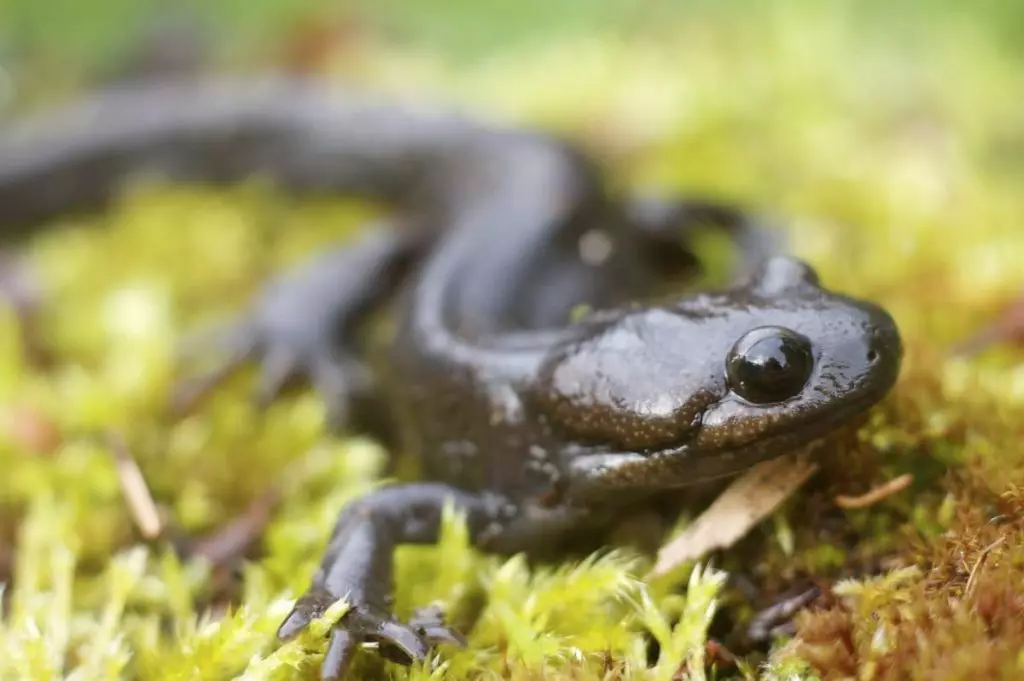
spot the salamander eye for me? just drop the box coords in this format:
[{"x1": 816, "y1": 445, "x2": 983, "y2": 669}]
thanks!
[{"x1": 727, "y1": 326, "x2": 814, "y2": 404}]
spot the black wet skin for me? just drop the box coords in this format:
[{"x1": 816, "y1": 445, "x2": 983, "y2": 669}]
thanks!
[{"x1": 0, "y1": 78, "x2": 902, "y2": 678}]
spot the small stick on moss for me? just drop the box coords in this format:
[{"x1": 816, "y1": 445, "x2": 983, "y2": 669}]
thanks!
[
  {"x1": 964, "y1": 536, "x2": 1006, "y2": 599},
  {"x1": 745, "y1": 585, "x2": 822, "y2": 643},
  {"x1": 184, "y1": 485, "x2": 281, "y2": 566},
  {"x1": 705, "y1": 639, "x2": 739, "y2": 667},
  {"x1": 108, "y1": 431, "x2": 163, "y2": 540},
  {"x1": 950, "y1": 292, "x2": 1024, "y2": 356},
  {"x1": 834, "y1": 473, "x2": 913, "y2": 510},
  {"x1": 0, "y1": 403, "x2": 62, "y2": 454}
]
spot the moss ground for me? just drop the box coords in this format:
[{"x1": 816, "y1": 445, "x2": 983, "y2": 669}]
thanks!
[{"x1": 2, "y1": 2, "x2": 1024, "y2": 679}]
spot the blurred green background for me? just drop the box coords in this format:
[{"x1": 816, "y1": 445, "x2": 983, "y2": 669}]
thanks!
[{"x1": 3, "y1": 0, "x2": 1024, "y2": 81}]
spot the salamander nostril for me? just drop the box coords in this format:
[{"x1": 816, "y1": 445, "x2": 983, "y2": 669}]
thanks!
[{"x1": 867, "y1": 349, "x2": 878, "y2": 363}]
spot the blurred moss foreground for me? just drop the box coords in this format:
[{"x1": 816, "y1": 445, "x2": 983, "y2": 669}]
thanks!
[{"x1": 2, "y1": 2, "x2": 1024, "y2": 679}]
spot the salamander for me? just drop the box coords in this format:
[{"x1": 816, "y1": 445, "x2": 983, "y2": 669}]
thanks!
[{"x1": 0, "y1": 77, "x2": 903, "y2": 679}]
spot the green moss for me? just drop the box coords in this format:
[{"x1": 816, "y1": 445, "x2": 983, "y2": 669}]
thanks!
[{"x1": 2, "y1": 3, "x2": 1024, "y2": 679}]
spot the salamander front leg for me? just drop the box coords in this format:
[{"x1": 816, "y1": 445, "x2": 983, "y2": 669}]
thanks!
[
  {"x1": 277, "y1": 483, "x2": 505, "y2": 680},
  {"x1": 174, "y1": 225, "x2": 424, "y2": 431}
]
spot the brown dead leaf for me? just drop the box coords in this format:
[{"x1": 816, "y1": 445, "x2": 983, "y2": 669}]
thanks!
[{"x1": 650, "y1": 451, "x2": 819, "y2": 577}]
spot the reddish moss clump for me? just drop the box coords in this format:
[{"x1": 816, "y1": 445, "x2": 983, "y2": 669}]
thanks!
[{"x1": 783, "y1": 470, "x2": 1024, "y2": 680}]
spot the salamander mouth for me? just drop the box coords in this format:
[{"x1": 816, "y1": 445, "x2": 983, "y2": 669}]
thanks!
[
  {"x1": 637, "y1": 324, "x2": 902, "y2": 487},
  {"x1": 665, "y1": 345, "x2": 901, "y2": 485},
  {"x1": 672, "y1": 396, "x2": 881, "y2": 484}
]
